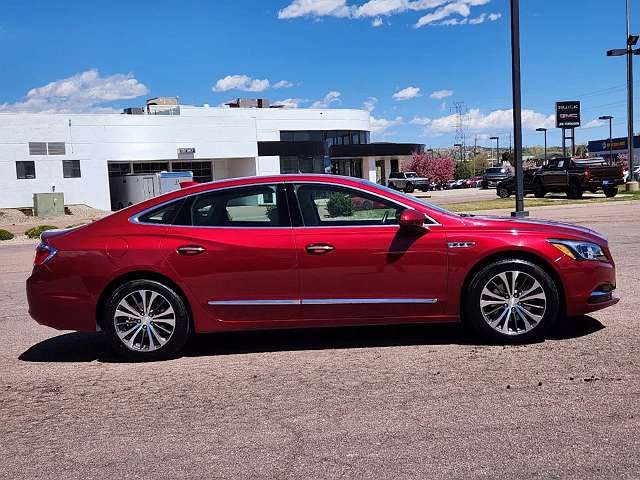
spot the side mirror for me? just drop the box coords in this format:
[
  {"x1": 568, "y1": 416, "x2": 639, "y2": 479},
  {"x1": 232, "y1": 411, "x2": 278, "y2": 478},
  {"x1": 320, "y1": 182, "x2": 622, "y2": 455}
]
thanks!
[{"x1": 399, "y1": 209, "x2": 427, "y2": 230}]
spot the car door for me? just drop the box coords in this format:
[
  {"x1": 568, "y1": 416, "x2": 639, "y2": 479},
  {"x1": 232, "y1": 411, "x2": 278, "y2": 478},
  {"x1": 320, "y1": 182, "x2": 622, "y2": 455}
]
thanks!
[
  {"x1": 289, "y1": 182, "x2": 448, "y2": 321},
  {"x1": 159, "y1": 183, "x2": 300, "y2": 324}
]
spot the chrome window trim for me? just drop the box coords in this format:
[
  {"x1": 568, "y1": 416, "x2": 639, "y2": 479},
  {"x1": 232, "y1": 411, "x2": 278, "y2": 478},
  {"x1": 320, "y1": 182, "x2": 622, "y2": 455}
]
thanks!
[
  {"x1": 207, "y1": 298, "x2": 438, "y2": 306},
  {"x1": 290, "y1": 180, "x2": 441, "y2": 227},
  {"x1": 128, "y1": 179, "x2": 442, "y2": 228}
]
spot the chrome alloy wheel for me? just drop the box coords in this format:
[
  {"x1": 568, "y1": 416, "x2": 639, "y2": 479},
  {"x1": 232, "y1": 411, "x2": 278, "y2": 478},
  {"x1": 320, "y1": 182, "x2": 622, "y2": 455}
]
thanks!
[
  {"x1": 479, "y1": 271, "x2": 547, "y2": 336},
  {"x1": 113, "y1": 290, "x2": 176, "y2": 351}
]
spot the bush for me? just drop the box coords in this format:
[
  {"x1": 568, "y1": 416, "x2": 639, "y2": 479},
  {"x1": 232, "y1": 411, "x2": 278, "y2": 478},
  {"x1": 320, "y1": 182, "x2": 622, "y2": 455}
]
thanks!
[
  {"x1": 24, "y1": 225, "x2": 57, "y2": 239},
  {"x1": 326, "y1": 193, "x2": 354, "y2": 217},
  {"x1": 0, "y1": 229, "x2": 14, "y2": 241}
]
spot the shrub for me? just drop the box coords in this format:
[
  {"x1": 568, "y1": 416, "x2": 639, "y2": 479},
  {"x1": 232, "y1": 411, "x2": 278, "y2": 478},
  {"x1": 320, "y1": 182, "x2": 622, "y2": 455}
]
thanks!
[
  {"x1": 0, "y1": 229, "x2": 14, "y2": 241},
  {"x1": 326, "y1": 193, "x2": 354, "y2": 217},
  {"x1": 24, "y1": 225, "x2": 57, "y2": 239}
]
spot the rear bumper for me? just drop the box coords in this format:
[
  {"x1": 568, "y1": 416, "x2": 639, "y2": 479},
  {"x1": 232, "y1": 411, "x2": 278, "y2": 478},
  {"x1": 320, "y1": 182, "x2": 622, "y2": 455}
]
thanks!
[{"x1": 26, "y1": 266, "x2": 97, "y2": 331}]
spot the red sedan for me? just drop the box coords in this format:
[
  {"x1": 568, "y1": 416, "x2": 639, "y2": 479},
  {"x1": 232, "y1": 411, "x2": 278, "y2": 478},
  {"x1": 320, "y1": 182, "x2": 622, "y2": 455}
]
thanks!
[{"x1": 27, "y1": 175, "x2": 619, "y2": 359}]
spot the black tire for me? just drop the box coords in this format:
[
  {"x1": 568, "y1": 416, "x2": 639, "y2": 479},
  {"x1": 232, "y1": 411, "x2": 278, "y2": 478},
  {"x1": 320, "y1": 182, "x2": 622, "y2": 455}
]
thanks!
[
  {"x1": 481, "y1": 181, "x2": 488, "y2": 190},
  {"x1": 464, "y1": 259, "x2": 560, "y2": 343},
  {"x1": 604, "y1": 187, "x2": 618, "y2": 198},
  {"x1": 103, "y1": 279, "x2": 191, "y2": 360},
  {"x1": 497, "y1": 187, "x2": 510, "y2": 198},
  {"x1": 533, "y1": 181, "x2": 546, "y2": 198},
  {"x1": 404, "y1": 183, "x2": 415, "y2": 193},
  {"x1": 567, "y1": 181, "x2": 583, "y2": 199},
  {"x1": 362, "y1": 200, "x2": 373, "y2": 210}
]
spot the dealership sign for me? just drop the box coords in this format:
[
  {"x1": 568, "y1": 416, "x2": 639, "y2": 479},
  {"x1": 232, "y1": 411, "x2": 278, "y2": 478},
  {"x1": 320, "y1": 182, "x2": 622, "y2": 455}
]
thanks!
[{"x1": 556, "y1": 101, "x2": 581, "y2": 128}]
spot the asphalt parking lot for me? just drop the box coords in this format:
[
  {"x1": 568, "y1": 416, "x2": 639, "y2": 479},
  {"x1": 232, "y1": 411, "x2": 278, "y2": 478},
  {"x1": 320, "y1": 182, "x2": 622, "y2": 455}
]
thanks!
[{"x1": 1, "y1": 202, "x2": 639, "y2": 479}]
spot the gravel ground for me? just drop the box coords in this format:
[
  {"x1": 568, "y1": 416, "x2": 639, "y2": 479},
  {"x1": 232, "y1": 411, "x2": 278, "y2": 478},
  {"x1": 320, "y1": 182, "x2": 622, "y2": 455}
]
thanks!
[{"x1": 0, "y1": 202, "x2": 638, "y2": 479}]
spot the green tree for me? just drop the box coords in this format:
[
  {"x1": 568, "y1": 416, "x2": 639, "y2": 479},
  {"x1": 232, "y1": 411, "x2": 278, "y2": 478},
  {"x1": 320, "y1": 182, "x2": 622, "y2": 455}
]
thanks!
[{"x1": 454, "y1": 161, "x2": 473, "y2": 180}]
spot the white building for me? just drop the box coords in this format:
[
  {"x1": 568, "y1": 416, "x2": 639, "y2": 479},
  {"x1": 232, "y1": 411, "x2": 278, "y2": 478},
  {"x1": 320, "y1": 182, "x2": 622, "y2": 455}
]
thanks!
[{"x1": 0, "y1": 98, "x2": 422, "y2": 210}]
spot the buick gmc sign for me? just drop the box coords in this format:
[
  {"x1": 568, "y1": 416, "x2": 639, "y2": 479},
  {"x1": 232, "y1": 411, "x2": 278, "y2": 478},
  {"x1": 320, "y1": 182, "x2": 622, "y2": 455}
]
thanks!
[{"x1": 556, "y1": 101, "x2": 581, "y2": 128}]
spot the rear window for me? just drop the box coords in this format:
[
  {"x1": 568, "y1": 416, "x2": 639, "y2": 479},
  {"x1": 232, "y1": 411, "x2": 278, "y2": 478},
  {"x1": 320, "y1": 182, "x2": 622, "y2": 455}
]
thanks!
[
  {"x1": 137, "y1": 199, "x2": 185, "y2": 225},
  {"x1": 405, "y1": 172, "x2": 418, "y2": 178}
]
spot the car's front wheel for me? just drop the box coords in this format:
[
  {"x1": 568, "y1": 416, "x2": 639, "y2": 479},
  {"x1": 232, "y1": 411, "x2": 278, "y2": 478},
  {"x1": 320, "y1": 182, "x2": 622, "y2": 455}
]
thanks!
[
  {"x1": 465, "y1": 259, "x2": 559, "y2": 342},
  {"x1": 404, "y1": 183, "x2": 415, "y2": 193},
  {"x1": 497, "y1": 187, "x2": 510, "y2": 198},
  {"x1": 103, "y1": 279, "x2": 191, "y2": 360}
]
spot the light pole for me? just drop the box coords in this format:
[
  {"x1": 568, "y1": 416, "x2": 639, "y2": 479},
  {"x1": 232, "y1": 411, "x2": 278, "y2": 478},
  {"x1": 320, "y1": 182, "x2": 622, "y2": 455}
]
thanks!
[
  {"x1": 535, "y1": 127, "x2": 547, "y2": 164},
  {"x1": 606, "y1": 0, "x2": 639, "y2": 189},
  {"x1": 598, "y1": 115, "x2": 614, "y2": 163},
  {"x1": 490, "y1": 136, "x2": 499, "y2": 167},
  {"x1": 509, "y1": 0, "x2": 527, "y2": 217}
]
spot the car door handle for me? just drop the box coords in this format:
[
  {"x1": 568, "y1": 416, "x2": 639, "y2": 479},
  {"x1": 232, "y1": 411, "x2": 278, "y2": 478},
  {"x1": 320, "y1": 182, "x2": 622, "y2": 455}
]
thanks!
[
  {"x1": 176, "y1": 245, "x2": 206, "y2": 256},
  {"x1": 306, "y1": 243, "x2": 335, "y2": 255}
]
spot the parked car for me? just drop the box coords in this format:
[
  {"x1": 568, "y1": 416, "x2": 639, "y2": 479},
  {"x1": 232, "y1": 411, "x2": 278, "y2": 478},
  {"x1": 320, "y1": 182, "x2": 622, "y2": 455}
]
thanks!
[
  {"x1": 481, "y1": 167, "x2": 511, "y2": 189},
  {"x1": 533, "y1": 157, "x2": 624, "y2": 199},
  {"x1": 468, "y1": 176, "x2": 483, "y2": 188},
  {"x1": 27, "y1": 174, "x2": 619, "y2": 359},
  {"x1": 387, "y1": 171, "x2": 431, "y2": 193},
  {"x1": 623, "y1": 166, "x2": 640, "y2": 182},
  {"x1": 496, "y1": 170, "x2": 536, "y2": 198}
]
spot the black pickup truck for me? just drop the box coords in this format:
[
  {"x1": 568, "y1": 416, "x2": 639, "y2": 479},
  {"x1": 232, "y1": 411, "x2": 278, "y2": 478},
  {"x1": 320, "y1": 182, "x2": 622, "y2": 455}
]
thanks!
[{"x1": 532, "y1": 157, "x2": 624, "y2": 199}]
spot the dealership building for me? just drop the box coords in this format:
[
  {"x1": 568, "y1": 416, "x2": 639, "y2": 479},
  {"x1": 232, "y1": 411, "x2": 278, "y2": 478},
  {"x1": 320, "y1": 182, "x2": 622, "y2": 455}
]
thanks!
[{"x1": 0, "y1": 98, "x2": 422, "y2": 211}]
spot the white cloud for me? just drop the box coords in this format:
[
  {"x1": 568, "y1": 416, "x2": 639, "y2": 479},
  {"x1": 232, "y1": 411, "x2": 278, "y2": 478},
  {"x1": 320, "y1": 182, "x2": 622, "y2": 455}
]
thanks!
[
  {"x1": 273, "y1": 80, "x2": 295, "y2": 89},
  {"x1": 272, "y1": 98, "x2": 305, "y2": 108},
  {"x1": 440, "y1": 101, "x2": 447, "y2": 110},
  {"x1": 422, "y1": 107, "x2": 554, "y2": 135},
  {"x1": 363, "y1": 96, "x2": 378, "y2": 111},
  {"x1": 413, "y1": 0, "x2": 491, "y2": 27},
  {"x1": 0, "y1": 69, "x2": 149, "y2": 113},
  {"x1": 212, "y1": 74, "x2": 270, "y2": 92},
  {"x1": 370, "y1": 115, "x2": 403, "y2": 134},
  {"x1": 311, "y1": 90, "x2": 342, "y2": 108},
  {"x1": 430, "y1": 89, "x2": 453, "y2": 100},
  {"x1": 278, "y1": 1, "x2": 499, "y2": 29},
  {"x1": 278, "y1": 0, "x2": 352, "y2": 19},
  {"x1": 583, "y1": 118, "x2": 604, "y2": 128},
  {"x1": 410, "y1": 116, "x2": 431, "y2": 125},
  {"x1": 392, "y1": 86, "x2": 421, "y2": 101}
]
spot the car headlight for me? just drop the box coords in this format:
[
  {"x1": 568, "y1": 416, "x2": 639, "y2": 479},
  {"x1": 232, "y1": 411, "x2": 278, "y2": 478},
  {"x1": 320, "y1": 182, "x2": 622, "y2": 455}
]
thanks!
[{"x1": 549, "y1": 239, "x2": 607, "y2": 261}]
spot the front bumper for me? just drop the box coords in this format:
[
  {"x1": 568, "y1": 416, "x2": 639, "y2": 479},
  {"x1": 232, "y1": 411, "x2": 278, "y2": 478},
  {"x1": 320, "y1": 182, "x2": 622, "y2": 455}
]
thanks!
[{"x1": 560, "y1": 256, "x2": 619, "y2": 317}]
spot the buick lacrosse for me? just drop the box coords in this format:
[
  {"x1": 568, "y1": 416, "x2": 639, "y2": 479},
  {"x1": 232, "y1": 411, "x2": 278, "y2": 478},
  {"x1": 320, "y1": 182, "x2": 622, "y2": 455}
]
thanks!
[{"x1": 27, "y1": 175, "x2": 619, "y2": 359}]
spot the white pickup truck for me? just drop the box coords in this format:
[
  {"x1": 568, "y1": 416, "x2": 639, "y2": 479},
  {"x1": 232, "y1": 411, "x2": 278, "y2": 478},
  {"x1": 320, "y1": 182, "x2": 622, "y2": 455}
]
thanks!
[{"x1": 387, "y1": 171, "x2": 431, "y2": 193}]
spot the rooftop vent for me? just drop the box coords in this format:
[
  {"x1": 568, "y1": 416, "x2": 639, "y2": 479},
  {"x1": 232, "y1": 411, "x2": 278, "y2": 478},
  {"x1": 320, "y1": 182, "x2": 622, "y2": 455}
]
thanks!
[{"x1": 225, "y1": 98, "x2": 270, "y2": 109}]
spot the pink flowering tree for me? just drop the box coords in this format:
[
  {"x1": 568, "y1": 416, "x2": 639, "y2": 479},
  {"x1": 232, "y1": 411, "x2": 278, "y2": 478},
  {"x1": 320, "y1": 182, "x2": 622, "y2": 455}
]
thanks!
[{"x1": 402, "y1": 151, "x2": 455, "y2": 183}]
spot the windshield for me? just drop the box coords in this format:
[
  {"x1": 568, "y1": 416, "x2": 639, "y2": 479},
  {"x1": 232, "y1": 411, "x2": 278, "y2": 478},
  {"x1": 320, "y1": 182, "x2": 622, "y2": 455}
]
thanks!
[
  {"x1": 485, "y1": 167, "x2": 505, "y2": 174},
  {"x1": 359, "y1": 179, "x2": 457, "y2": 216}
]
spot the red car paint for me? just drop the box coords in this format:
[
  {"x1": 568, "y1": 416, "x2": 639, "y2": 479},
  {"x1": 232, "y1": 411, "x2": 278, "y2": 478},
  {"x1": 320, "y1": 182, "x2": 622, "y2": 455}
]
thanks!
[{"x1": 26, "y1": 174, "x2": 618, "y2": 333}]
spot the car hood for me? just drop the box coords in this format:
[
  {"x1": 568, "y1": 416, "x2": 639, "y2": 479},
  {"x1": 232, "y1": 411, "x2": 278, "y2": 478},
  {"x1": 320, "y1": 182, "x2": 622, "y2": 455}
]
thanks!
[{"x1": 461, "y1": 215, "x2": 607, "y2": 244}]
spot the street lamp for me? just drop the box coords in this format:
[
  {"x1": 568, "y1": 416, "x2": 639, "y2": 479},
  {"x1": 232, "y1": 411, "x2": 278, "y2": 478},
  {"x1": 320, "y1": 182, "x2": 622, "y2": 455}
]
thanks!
[
  {"x1": 535, "y1": 127, "x2": 547, "y2": 164},
  {"x1": 490, "y1": 136, "x2": 499, "y2": 167},
  {"x1": 606, "y1": 0, "x2": 639, "y2": 189},
  {"x1": 598, "y1": 115, "x2": 614, "y2": 164}
]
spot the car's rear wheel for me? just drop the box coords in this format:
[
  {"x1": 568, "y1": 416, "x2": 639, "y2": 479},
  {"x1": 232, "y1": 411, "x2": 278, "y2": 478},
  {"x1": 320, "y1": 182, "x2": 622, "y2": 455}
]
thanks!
[
  {"x1": 533, "y1": 181, "x2": 546, "y2": 198},
  {"x1": 497, "y1": 187, "x2": 510, "y2": 198},
  {"x1": 404, "y1": 183, "x2": 415, "y2": 193},
  {"x1": 604, "y1": 187, "x2": 618, "y2": 198},
  {"x1": 465, "y1": 259, "x2": 559, "y2": 343},
  {"x1": 103, "y1": 279, "x2": 191, "y2": 360}
]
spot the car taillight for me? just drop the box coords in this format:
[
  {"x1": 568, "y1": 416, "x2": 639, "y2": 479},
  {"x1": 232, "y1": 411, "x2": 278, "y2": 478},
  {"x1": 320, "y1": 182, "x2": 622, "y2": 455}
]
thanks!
[
  {"x1": 584, "y1": 168, "x2": 592, "y2": 180},
  {"x1": 34, "y1": 243, "x2": 57, "y2": 266}
]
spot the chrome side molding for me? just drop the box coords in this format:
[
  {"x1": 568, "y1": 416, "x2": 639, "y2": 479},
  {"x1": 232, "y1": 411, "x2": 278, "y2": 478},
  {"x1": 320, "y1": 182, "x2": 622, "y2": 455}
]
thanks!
[{"x1": 208, "y1": 298, "x2": 438, "y2": 306}]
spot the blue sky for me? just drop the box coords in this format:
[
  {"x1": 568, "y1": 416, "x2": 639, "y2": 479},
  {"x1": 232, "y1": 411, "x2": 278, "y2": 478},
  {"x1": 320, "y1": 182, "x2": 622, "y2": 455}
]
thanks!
[{"x1": 0, "y1": 0, "x2": 637, "y2": 148}]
